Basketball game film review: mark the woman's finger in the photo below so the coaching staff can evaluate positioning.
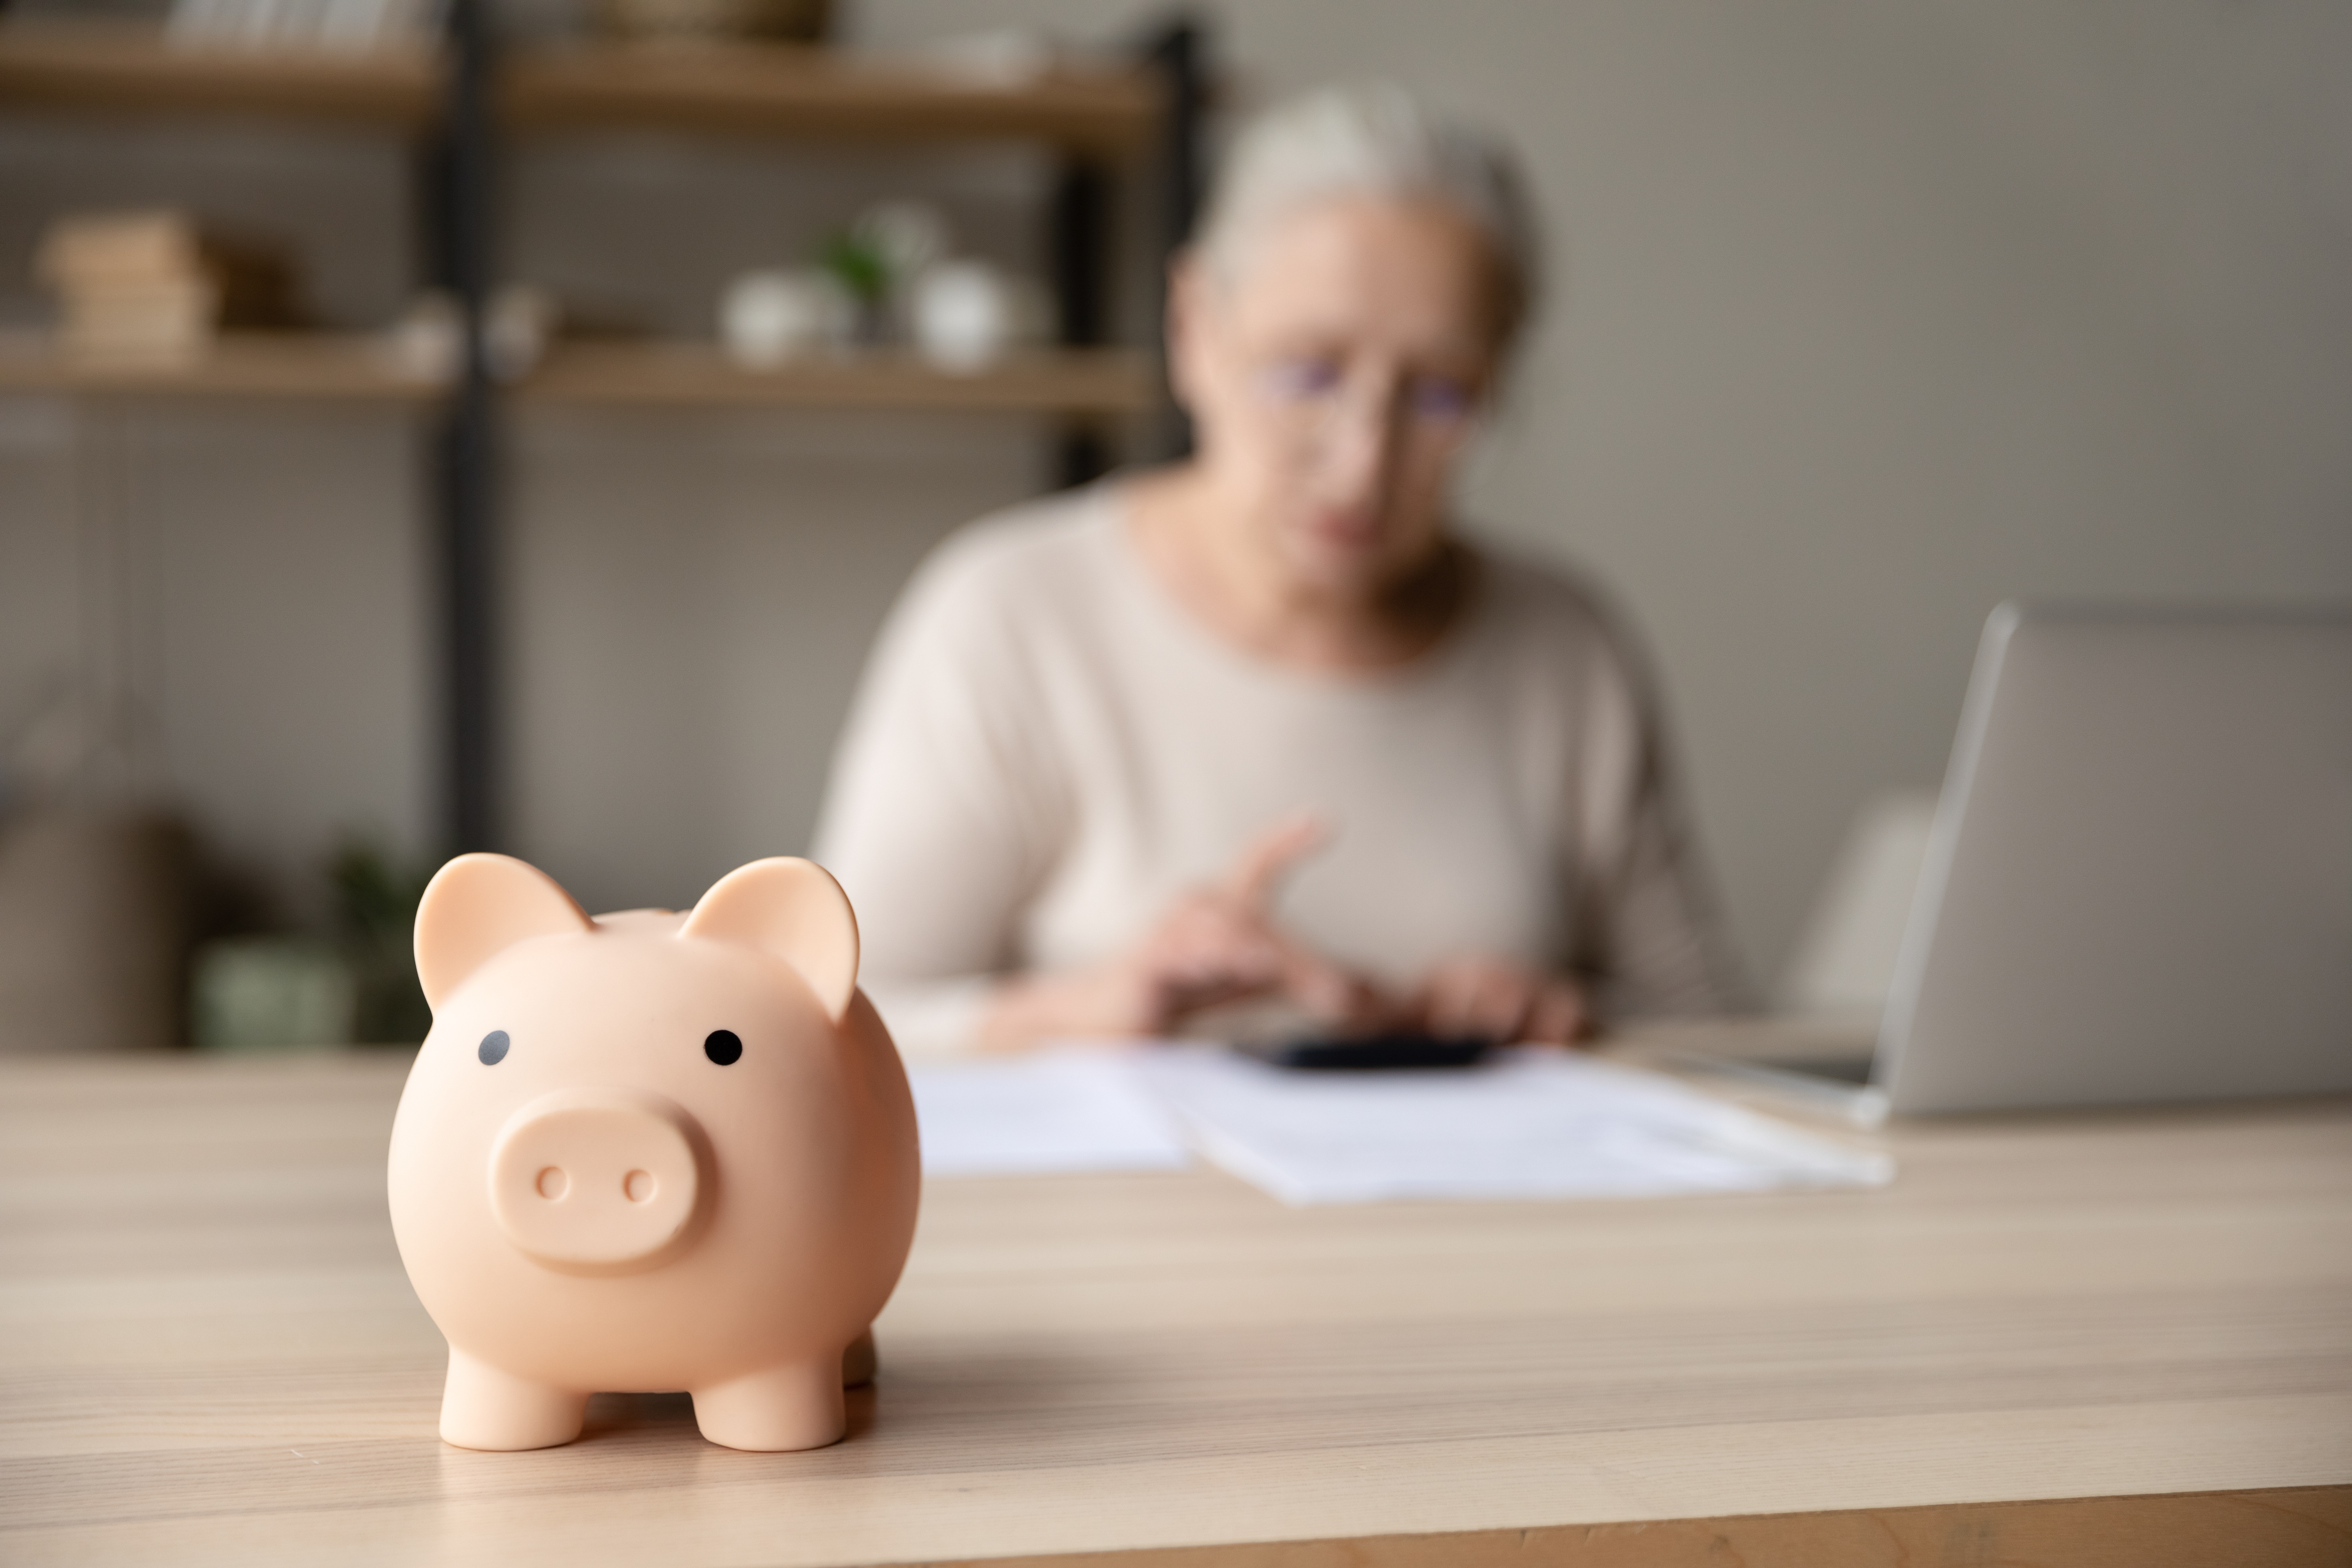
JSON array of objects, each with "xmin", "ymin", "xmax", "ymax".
[
  {"xmin": 1143, "ymin": 895, "xmax": 1289, "ymax": 1006},
  {"xmin": 1418, "ymin": 960, "xmax": 1474, "ymax": 1038},
  {"xmin": 1270, "ymin": 931, "xmax": 1391, "ymax": 1027},
  {"xmin": 1277, "ymin": 940, "xmax": 1354, "ymax": 1021},
  {"xmin": 1417, "ymin": 956, "xmax": 1508, "ymax": 1039},
  {"xmin": 1454, "ymin": 962, "xmax": 1534, "ymax": 1042},
  {"xmin": 1415, "ymin": 957, "xmax": 1585, "ymax": 1043},
  {"xmin": 1526, "ymin": 980, "xmax": 1587, "ymax": 1045},
  {"xmin": 1222, "ymin": 811, "xmax": 1331, "ymax": 911},
  {"xmin": 1466, "ymin": 969, "xmax": 1538, "ymax": 1043}
]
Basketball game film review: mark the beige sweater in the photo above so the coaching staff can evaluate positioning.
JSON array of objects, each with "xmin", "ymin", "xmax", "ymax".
[{"xmin": 813, "ymin": 486, "xmax": 1741, "ymax": 1057}]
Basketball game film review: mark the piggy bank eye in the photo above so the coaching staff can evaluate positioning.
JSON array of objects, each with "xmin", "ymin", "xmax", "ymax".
[
  {"xmin": 704, "ymin": 1029, "xmax": 743, "ymax": 1066},
  {"xmin": 478, "ymin": 1030, "xmax": 510, "ymax": 1066}
]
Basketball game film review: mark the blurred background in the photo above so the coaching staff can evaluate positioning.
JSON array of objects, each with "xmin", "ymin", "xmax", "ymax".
[{"xmin": 1, "ymin": 0, "xmax": 2347, "ymax": 1051}]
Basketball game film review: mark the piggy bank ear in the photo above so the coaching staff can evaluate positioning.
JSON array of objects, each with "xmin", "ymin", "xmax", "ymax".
[
  {"xmin": 680, "ymin": 857, "xmax": 860, "ymax": 1023},
  {"xmin": 414, "ymin": 853, "xmax": 593, "ymax": 1012}
]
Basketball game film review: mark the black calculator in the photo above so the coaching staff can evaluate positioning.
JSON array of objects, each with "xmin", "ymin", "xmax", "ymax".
[{"xmin": 1239, "ymin": 1031, "xmax": 1495, "ymax": 1070}]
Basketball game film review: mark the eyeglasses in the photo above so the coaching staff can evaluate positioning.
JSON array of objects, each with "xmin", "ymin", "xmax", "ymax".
[{"xmin": 1252, "ymin": 354, "xmax": 1484, "ymax": 455}]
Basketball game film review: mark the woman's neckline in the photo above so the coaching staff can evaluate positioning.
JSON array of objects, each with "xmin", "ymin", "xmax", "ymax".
[{"xmin": 1093, "ymin": 477, "xmax": 1490, "ymax": 695}]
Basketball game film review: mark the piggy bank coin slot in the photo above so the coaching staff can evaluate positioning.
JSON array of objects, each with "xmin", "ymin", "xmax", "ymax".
[
  {"xmin": 704, "ymin": 1029, "xmax": 742, "ymax": 1066},
  {"xmin": 479, "ymin": 1030, "xmax": 511, "ymax": 1065}
]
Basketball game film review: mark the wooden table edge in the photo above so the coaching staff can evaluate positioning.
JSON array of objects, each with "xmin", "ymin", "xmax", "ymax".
[{"xmin": 916, "ymin": 1485, "xmax": 2352, "ymax": 1568}]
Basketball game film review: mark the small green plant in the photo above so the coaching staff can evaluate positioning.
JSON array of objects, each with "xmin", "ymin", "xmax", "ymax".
[
  {"xmin": 328, "ymin": 838, "xmax": 435, "ymax": 1045},
  {"xmin": 817, "ymin": 228, "xmax": 891, "ymax": 308}
]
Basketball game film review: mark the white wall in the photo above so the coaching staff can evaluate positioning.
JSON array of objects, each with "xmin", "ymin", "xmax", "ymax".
[
  {"xmin": 503, "ymin": 408, "xmax": 1048, "ymax": 913},
  {"xmin": 868, "ymin": 0, "xmax": 2352, "ymax": 977},
  {"xmin": 0, "ymin": 115, "xmax": 431, "ymax": 919},
  {"xmin": 3, "ymin": 1, "xmax": 2347, "ymax": 978},
  {"xmin": 0, "ymin": 98, "xmax": 1065, "ymax": 920}
]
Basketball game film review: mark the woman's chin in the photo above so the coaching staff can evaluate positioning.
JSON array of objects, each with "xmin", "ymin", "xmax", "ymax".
[
  {"xmin": 1277, "ymin": 550, "xmax": 1387, "ymax": 604},
  {"xmin": 1277, "ymin": 532, "xmax": 1426, "ymax": 603}
]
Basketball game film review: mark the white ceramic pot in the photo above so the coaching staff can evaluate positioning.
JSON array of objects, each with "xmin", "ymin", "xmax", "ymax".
[
  {"xmin": 720, "ymin": 268, "xmax": 856, "ymax": 367},
  {"xmin": 909, "ymin": 260, "xmax": 1050, "ymax": 373}
]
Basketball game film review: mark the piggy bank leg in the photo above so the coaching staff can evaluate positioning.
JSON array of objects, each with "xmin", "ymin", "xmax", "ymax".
[
  {"xmin": 842, "ymin": 1328, "xmax": 878, "ymax": 1388},
  {"xmin": 439, "ymin": 1348, "xmax": 588, "ymax": 1451},
  {"xmin": 692, "ymin": 1358, "xmax": 845, "ymax": 1451}
]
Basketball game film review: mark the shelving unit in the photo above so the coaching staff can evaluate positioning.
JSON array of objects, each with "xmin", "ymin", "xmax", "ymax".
[
  {"xmin": 0, "ymin": 21, "xmax": 435, "ymax": 126},
  {"xmin": 0, "ymin": 333, "xmax": 1153, "ymax": 414},
  {"xmin": 505, "ymin": 40, "xmax": 1161, "ymax": 153},
  {"xmin": 523, "ymin": 342, "xmax": 1155, "ymax": 415},
  {"xmin": 0, "ymin": 23, "xmax": 1161, "ymax": 150},
  {"xmin": 0, "ymin": 9, "xmax": 1206, "ymax": 856},
  {"xmin": 0, "ymin": 332, "xmax": 439, "ymax": 404}
]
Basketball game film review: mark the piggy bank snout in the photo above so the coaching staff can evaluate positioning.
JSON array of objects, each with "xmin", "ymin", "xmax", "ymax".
[{"xmin": 489, "ymin": 1088, "xmax": 705, "ymax": 1270}]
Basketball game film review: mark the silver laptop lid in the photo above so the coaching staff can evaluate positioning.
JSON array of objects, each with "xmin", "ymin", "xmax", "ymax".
[{"xmin": 1877, "ymin": 602, "xmax": 2352, "ymax": 1115}]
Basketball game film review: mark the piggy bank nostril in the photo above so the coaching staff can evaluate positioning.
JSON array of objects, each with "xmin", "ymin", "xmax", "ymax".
[{"xmin": 489, "ymin": 1088, "xmax": 702, "ymax": 1269}]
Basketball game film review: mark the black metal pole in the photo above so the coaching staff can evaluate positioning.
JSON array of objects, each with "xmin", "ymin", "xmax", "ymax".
[
  {"xmin": 1144, "ymin": 15, "xmax": 1206, "ymax": 461},
  {"xmin": 1049, "ymin": 158, "xmax": 1110, "ymax": 490},
  {"xmin": 430, "ymin": 0, "xmax": 499, "ymax": 854}
]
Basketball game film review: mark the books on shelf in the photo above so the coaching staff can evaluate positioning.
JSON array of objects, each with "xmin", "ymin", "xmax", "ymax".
[
  {"xmin": 164, "ymin": 0, "xmax": 446, "ymax": 54},
  {"xmin": 34, "ymin": 210, "xmax": 301, "ymax": 364},
  {"xmin": 53, "ymin": 280, "xmax": 219, "ymax": 362}
]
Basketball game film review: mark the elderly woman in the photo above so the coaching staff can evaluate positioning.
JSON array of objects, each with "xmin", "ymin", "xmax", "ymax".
[{"xmin": 814, "ymin": 84, "xmax": 1741, "ymax": 1057}]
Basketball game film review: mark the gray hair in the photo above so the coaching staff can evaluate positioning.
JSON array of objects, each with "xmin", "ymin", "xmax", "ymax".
[{"xmin": 1194, "ymin": 83, "xmax": 1541, "ymax": 344}]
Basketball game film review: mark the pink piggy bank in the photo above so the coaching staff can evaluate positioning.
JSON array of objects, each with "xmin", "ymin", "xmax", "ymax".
[{"xmin": 387, "ymin": 852, "xmax": 920, "ymax": 1452}]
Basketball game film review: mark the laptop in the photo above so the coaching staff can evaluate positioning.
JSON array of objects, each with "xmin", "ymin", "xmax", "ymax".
[{"xmin": 1684, "ymin": 601, "xmax": 2352, "ymax": 1122}]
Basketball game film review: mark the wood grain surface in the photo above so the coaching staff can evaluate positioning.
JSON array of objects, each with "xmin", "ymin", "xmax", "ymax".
[
  {"xmin": 0, "ymin": 22, "xmax": 435, "ymax": 128},
  {"xmin": 503, "ymin": 40, "xmax": 1160, "ymax": 157},
  {"xmin": 0, "ymin": 332, "xmax": 440, "ymax": 404},
  {"xmin": 0, "ymin": 335, "xmax": 1155, "ymax": 415},
  {"xmin": 521, "ymin": 343, "xmax": 1157, "ymax": 414},
  {"xmin": 0, "ymin": 1049, "xmax": 2346, "ymax": 1567},
  {"xmin": 0, "ymin": 23, "xmax": 1156, "ymax": 154}
]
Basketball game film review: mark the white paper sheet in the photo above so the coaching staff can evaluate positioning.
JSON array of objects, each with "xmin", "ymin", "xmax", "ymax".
[
  {"xmin": 911, "ymin": 1047, "xmax": 1193, "ymax": 1177},
  {"xmin": 1131, "ymin": 1046, "xmax": 1893, "ymax": 1205}
]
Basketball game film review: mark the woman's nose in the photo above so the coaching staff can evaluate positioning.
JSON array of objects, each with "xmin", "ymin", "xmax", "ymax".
[{"xmin": 1314, "ymin": 386, "xmax": 1406, "ymax": 493}]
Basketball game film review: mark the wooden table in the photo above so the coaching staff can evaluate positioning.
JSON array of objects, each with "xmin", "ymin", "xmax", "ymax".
[{"xmin": 1, "ymin": 1048, "xmax": 2346, "ymax": 1566}]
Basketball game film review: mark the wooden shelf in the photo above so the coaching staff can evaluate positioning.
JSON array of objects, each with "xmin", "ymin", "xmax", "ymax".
[
  {"xmin": 0, "ymin": 22, "xmax": 436, "ymax": 129},
  {"xmin": 503, "ymin": 41, "xmax": 1161, "ymax": 157},
  {"xmin": 0, "ymin": 334, "xmax": 1154, "ymax": 415},
  {"xmin": 4, "ymin": 12, "xmax": 1194, "ymax": 858},
  {"xmin": 0, "ymin": 332, "xmax": 441, "ymax": 404},
  {"xmin": 0, "ymin": 24, "xmax": 1159, "ymax": 155},
  {"xmin": 519, "ymin": 341, "xmax": 1156, "ymax": 414}
]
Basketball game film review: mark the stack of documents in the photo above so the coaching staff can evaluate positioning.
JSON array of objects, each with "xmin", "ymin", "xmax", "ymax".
[
  {"xmin": 908, "ymin": 1045, "xmax": 1893, "ymax": 1205},
  {"xmin": 909, "ymin": 1048, "xmax": 1192, "ymax": 1177},
  {"xmin": 1133, "ymin": 1047, "xmax": 1891, "ymax": 1204}
]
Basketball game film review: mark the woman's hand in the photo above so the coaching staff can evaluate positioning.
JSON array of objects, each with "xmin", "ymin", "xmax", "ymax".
[
  {"xmin": 978, "ymin": 814, "xmax": 1387, "ymax": 1050},
  {"xmin": 1409, "ymin": 955, "xmax": 1589, "ymax": 1045}
]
